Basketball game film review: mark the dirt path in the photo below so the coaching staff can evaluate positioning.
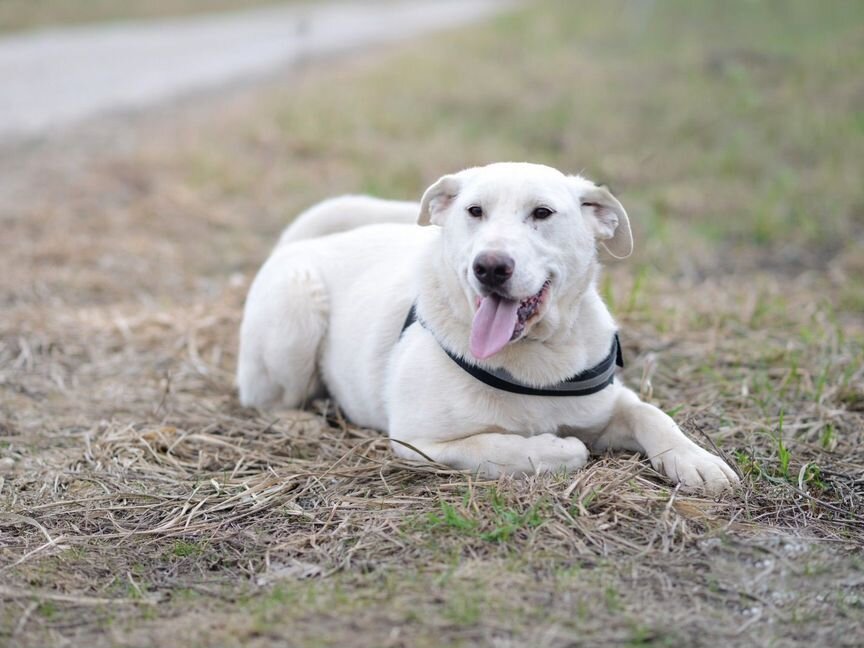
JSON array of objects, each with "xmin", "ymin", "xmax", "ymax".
[{"xmin": 0, "ymin": 0, "xmax": 508, "ymax": 141}]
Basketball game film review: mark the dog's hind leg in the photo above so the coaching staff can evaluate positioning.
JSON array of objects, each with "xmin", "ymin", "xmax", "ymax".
[{"xmin": 237, "ymin": 265, "xmax": 329, "ymax": 410}]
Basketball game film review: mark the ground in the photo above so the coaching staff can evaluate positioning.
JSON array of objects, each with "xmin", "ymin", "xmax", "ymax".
[{"xmin": 2, "ymin": 1, "xmax": 863, "ymax": 646}]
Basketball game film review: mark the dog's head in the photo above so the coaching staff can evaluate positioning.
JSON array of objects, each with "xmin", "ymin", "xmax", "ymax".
[{"xmin": 418, "ymin": 162, "xmax": 632, "ymax": 360}]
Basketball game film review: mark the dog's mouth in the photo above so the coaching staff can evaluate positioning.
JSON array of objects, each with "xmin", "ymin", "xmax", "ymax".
[{"xmin": 469, "ymin": 280, "xmax": 551, "ymax": 360}]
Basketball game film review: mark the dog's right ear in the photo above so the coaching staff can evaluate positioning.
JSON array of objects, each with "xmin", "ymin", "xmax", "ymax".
[
  {"xmin": 418, "ymin": 174, "xmax": 461, "ymax": 226},
  {"xmin": 419, "ymin": 168, "xmax": 481, "ymax": 226}
]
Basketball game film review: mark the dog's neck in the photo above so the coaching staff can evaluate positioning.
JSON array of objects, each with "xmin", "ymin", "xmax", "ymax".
[{"xmin": 415, "ymin": 241, "xmax": 618, "ymax": 387}]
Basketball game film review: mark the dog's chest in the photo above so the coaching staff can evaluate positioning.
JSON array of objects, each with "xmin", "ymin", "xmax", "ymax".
[{"xmin": 471, "ymin": 383, "xmax": 618, "ymax": 438}]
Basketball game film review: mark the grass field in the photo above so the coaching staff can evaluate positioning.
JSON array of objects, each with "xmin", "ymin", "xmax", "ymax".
[
  {"xmin": 2, "ymin": 1, "xmax": 863, "ymax": 646},
  {"xmin": 0, "ymin": 0, "xmax": 300, "ymax": 32}
]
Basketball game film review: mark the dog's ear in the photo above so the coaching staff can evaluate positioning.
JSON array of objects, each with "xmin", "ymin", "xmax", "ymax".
[
  {"xmin": 418, "ymin": 169, "xmax": 477, "ymax": 226},
  {"xmin": 570, "ymin": 177, "xmax": 633, "ymax": 259},
  {"xmin": 418, "ymin": 174, "xmax": 461, "ymax": 226}
]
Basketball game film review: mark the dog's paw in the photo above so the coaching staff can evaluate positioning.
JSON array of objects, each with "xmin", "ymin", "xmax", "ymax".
[
  {"xmin": 525, "ymin": 434, "xmax": 589, "ymax": 475},
  {"xmin": 651, "ymin": 444, "xmax": 740, "ymax": 495}
]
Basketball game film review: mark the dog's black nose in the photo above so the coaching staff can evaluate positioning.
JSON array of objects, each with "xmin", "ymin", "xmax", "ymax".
[{"xmin": 473, "ymin": 252, "xmax": 514, "ymax": 287}]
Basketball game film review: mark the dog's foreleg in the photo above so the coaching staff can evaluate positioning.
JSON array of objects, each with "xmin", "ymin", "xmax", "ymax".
[
  {"xmin": 391, "ymin": 431, "xmax": 589, "ymax": 478},
  {"xmin": 593, "ymin": 387, "xmax": 739, "ymax": 493}
]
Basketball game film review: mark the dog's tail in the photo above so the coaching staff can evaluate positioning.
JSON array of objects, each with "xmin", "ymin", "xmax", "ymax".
[{"xmin": 277, "ymin": 195, "xmax": 419, "ymax": 246}]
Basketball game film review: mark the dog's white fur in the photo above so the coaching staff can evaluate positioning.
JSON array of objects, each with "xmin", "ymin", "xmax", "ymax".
[{"xmin": 238, "ymin": 163, "xmax": 738, "ymax": 492}]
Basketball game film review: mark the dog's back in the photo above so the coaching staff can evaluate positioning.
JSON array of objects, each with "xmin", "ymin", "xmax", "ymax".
[{"xmin": 277, "ymin": 195, "xmax": 419, "ymax": 246}]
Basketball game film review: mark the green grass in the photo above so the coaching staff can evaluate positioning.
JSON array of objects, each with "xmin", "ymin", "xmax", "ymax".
[
  {"xmin": 776, "ymin": 411, "xmax": 792, "ymax": 479},
  {"xmin": 422, "ymin": 490, "xmax": 547, "ymax": 543},
  {"xmin": 170, "ymin": 540, "xmax": 204, "ymax": 558}
]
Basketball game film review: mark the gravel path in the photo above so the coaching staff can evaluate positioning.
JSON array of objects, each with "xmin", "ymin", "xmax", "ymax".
[{"xmin": 0, "ymin": 0, "xmax": 508, "ymax": 141}]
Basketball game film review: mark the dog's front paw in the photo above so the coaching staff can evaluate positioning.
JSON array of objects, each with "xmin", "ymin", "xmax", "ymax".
[
  {"xmin": 526, "ymin": 434, "xmax": 589, "ymax": 475},
  {"xmin": 552, "ymin": 436, "xmax": 591, "ymax": 472},
  {"xmin": 651, "ymin": 444, "xmax": 740, "ymax": 494}
]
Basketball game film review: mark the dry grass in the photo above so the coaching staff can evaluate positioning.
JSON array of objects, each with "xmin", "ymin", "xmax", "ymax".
[{"xmin": 2, "ymin": 1, "xmax": 863, "ymax": 646}]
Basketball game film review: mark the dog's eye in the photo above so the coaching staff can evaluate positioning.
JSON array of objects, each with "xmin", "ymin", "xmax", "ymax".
[
  {"xmin": 532, "ymin": 207, "xmax": 554, "ymax": 220},
  {"xmin": 467, "ymin": 205, "xmax": 483, "ymax": 218}
]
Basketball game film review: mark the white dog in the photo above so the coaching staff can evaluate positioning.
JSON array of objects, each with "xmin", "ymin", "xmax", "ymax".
[{"xmin": 238, "ymin": 163, "xmax": 738, "ymax": 492}]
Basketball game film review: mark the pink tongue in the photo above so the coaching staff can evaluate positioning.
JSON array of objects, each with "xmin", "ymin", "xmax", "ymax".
[{"xmin": 469, "ymin": 294, "xmax": 520, "ymax": 359}]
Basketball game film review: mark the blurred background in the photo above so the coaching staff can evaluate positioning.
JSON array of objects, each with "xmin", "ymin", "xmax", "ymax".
[
  {"xmin": 1, "ymin": 2, "xmax": 863, "ymax": 644},
  {"xmin": 2, "ymin": 0, "xmax": 860, "ymax": 307}
]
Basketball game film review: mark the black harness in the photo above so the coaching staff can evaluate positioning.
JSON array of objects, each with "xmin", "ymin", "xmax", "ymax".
[{"xmin": 401, "ymin": 305, "xmax": 623, "ymax": 397}]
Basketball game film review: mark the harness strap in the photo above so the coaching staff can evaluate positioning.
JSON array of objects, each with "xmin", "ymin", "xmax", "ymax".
[{"xmin": 401, "ymin": 305, "xmax": 623, "ymax": 397}]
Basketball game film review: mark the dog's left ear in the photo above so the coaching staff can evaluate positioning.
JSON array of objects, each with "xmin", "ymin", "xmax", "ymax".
[{"xmin": 570, "ymin": 177, "xmax": 633, "ymax": 259}]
